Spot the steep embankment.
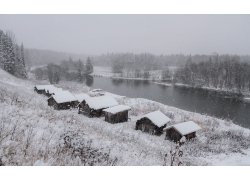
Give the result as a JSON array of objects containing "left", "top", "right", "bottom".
[{"left": 0, "top": 69, "right": 250, "bottom": 165}]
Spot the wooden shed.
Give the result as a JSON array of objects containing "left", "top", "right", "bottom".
[
  {"left": 78, "top": 96, "right": 119, "bottom": 117},
  {"left": 135, "top": 111, "right": 171, "bottom": 135},
  {"left": 34, "top": 85, "right": 54, "bottom": 94},
  {"left": 103, "top": 105, "right": 131, "bottom": 124},
  {"left": 47, "top": 91, "right": 78, "bottom": 110},
  {"left": 164, "top": 121, "right": 201, "bottom": 142}
]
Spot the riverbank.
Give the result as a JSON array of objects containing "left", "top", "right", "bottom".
[
  {"left": 1, "top": 68, "right": 250, "bottom": 165},
  {"left": 174, "top": 83, "right": 250, "bottom": 101}
]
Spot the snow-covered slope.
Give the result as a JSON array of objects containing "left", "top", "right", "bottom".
[{"left": 0, "top": 68, "right": 250, "bottom": 166}]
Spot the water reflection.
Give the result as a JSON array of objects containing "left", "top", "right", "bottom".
[{"left": 111, "top": 79, "right": 124, "bottom": 86}]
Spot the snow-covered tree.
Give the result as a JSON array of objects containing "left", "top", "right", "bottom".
[
  {"left": 85, "top": 57, "right": 93, "bottom": 75},
  {"left": 20, "top": 43, "right": 27, "bottom": 79},
  {"left": 0, "top": 30, "right": 5, "bottom": 69},
  {"left": 3, "top": 35, "right": 15, "bottom": 74},
  {"left": 77, "top": 59, "right": 84, "bottom": 82}
]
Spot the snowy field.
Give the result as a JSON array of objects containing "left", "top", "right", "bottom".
[{"left": 0, "top": 69, "right": 250, "bottom": 166}]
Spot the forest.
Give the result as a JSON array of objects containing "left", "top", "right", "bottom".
[
  {"left": 33, "top": 57, "right": 93, "bottom": 85},
  {"left": 0, "top": 30, "right": 27, "bottom": 79},
  {"left": 174, "top": 54, "right": 250, "bottom": 93}
]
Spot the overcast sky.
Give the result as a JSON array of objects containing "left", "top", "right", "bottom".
[{"left": 0, "top": 14, "right": 249, "bottom": 55}]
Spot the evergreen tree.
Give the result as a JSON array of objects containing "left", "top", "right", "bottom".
[
  {"left": 77, "top": 59, "right": 84, "bottom": 82},
  {"left": 20, "top": 43, "right": 27, "bottom": 79},
  {"left": 0, "top": 30, "right": 4, "bottom": 69},
  {"left": 3, "top": 35, "right": 15, "bottom": 74},
  {"left": 14, "top": 44, "right": 21, "bottom": 77},
  {"left": 85, "top": 57, "right": 93, "bottom": 75}
]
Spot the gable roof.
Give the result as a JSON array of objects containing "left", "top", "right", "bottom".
[
  {"left": 51, "top": 91, "right": 77, "bottom": 104},
  {"left": 48, "top": 88, "right": 63, "bottom": 94},
  {"left": 74, "top": 93, "right": 90, "bottom": 102},
  {"left": 85, "top": 96, "right": 119, "bottom": 110},
  {"left": 35, "top": 85, "right": 54, "bottom": 91},
  {"left": 44, "top": 86, "right": 58, "bottom": 93},
  {"left": 140, "top": 110, "right": 171, "bottom": 128},
  {"left": 164, "top": 121, "right": 201, "bottom": 136},
  {"left": 103, "top": 105, "right": 131, "bottom": 114}
]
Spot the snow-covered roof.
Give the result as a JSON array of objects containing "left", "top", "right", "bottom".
[
  {"left": 48, "top": 88, "right": 63, "bottom": 94},
  {"left": 103, "top": 105, "right": 131, "bottom": 114},
  {"left": 85, "top": 96, "right": 119, "bottom": 110},
  {"left": 74, "top": 93, "right": 90, "bottom": 102},
  {"left": 140, "top": 110, "right": 171, "bottom": 128},
  {"left": 35, "top": 85, "right": 54, "bottom": 90},
  {"left": 164, "top": 121, "right": 201, "bottom": 136},
  {"left": 51, "top": 91, "right": 78, "bottom": 104},
  {"left": 44, "top": 86, "right": 58, "bottom": 93}
]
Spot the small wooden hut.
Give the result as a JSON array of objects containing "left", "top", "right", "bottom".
[
  {"left": 78, "top": 96, "right": 119, "bottom": 117},
  {"left": 47, "top": 91, "right": 78, "bottom": 110},
  {"left": 34, "top": 85, "right": 54, "bottom": 94},
  {"left": 103, "top": 105, "right": 131, "bottom": 124},
  {"left": 135, "top": 111, "right": 171, "bottom": 135},
  {"left": 164, "top": 121, "right": 201, "bottom": 142}
]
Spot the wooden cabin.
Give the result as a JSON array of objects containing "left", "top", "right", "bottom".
[
  {"left": 164, "top": 121, "right": 201, "bottom": 142},
  {"left": 47, "top": 91, "right": 78, "bottom": 110},
  {"left": 135, "top": 111, "right": 171, "bottom": 135},
  {"left": 34, "top": 85, "right": 54, "bottom": 94},
  {"left": 78, "top": 96, "right": 119, "bottom": 118},
  {"left": 103, "top": 105, "right": 131, "bottom": 124},
  {"left": 47, "top": 91, "right": 69, "bottom": 106}
]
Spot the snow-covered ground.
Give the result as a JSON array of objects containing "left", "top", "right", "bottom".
[{"left": 0, "top": 68, "right": 250, "bottom": 166}]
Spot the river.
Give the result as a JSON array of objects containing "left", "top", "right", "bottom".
[{"left": 89, "top": 77, "right": 250, "bottom": 128}]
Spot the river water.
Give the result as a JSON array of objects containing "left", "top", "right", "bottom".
[{"left": 90, "top": 77, "right": 250, "bottom": 128}]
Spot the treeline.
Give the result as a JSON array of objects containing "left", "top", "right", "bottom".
[
  {"left": 93, "top": 52, "right": 250, "bottom": 68},
  {"left": 0, "top": 30, "right": 27, "bottom": 79},
  {"left": 26, "top": 48, "right": 88, "bottom": 66},
  {"left": 174, "top": 54, "right": 250, "bottom": 93},
  {"left": 34, "top": 57, "right": 93, "bottom": 84}
]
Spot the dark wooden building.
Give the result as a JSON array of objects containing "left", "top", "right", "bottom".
[
  {"left": 34, "top": 85, "right": 54, "bottom": 94},
  {"left": 135, "top": 111, "right": 171, "bottom": 135},
  {"left": 78, "top": 96, "right": 119, "bottom": 118},
  {"left": 164, "top": 121, "right": 201, "bottom": 142},
  {"left": 47, "top": 91, "right": 78, "bottom": 110},
  {"left": 103, "top": 105, "right": 131, "bottom": 124}
]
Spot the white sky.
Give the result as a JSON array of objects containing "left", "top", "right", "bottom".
[{"left": 0, "top": 1, "right": 249, "bottom": 56}]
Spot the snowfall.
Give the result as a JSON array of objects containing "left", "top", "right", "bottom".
[{"left": 0, "top": 68, "right": 250, "bottom": 166}]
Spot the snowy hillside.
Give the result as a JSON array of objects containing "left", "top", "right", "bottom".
[{"left": 0, "top": 68, "right": 250, "bottom": 165}]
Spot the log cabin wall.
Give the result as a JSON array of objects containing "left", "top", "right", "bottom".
[
  {"left": 166, "top": 128, "right": 197, "bottom": 142},
  {"left": 48, "top": 98, "right": 55, "bottom": 106},
  {"left": 105, "top": 111, "right": 128, "bottom": 124},
  {"left": 184, "top": 132, "right": 196, "bottom": 140},
  {"left": 78, "top": 104, "right": 103, "bottom": 117},
  {"left": 166, "top": 128, "right": 182, "bottom": 142},
  {"left": 135, "top": 118, "right": 164, "bottom": 135}
]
